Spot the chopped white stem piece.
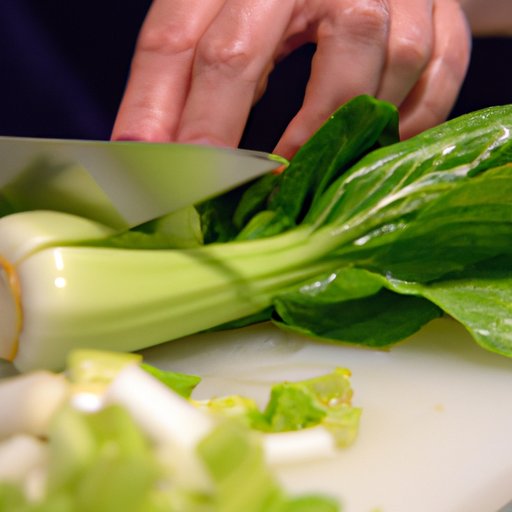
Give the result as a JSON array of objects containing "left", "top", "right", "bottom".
[
  {"left": 263, "top": 426, "right": 337, "bottom": 466},
  {"left": 104, "top": 364, "right": 214, "bottom": 490},
  {"left": 0, "top": 372, "right": 69, "bottom": 439},
  {"left": 0, "top": 434, "right": 48, "bottom": 483},
  {"left": 69, "top": 390, "right": 105, "bottom": 413}
]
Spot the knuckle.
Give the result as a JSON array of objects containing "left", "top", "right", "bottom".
[
  {"left": 392, "top": 30, "right": 432, "bottom": 72},
  {"left": 322, "top": 0, "right": 389, "bottom": 42},
  {"left": 344, "top": 0, "right": 389, "bottom": 33},
  {"left": 196, "top": 37, "right": 256, "bottom": 78},
  {"left": 137, "top": 23, "right": 198, "bottom": 57}
]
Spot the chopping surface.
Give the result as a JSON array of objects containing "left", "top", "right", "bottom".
[{"left": 141, "top": 317, "right": 512, "bottom": 512}]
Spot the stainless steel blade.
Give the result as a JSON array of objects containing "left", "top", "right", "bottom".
[
  {"left": 0, "top": 136, "right": 281, "bottom": 228},
  {"left": 497, "top": 499, "right": 512, "bottom": 512}
]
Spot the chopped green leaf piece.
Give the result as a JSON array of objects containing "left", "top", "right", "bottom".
[
  {"left": 199, "top": 368, "right": 360, "bottom": 450},
  {"left": 46, "top": 405, "right": 161, "bottom": 512},
  {"left": 197, "top": 420, "right": 287, "bottom": 512},
  {"left": 196, "top": 394, "right": 263, "bottom": 427},
  {"left": 283, "top": 495, "right": 340, "bottom": 512},
  {"left": 259, "top": 368, "right": 361, "bottom": 447},
  {"left": 141, "top": 363, "right": 201, "bottom": 398}
]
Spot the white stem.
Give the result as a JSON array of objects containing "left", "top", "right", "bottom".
[
  {"left": 104, "top": 364, "right": 214, "bottom": 490},
  {"left": 7, "top": 224, "right": 333, "bottom": 372},
  {"left": 0, "top": 372, "right": 69, "bottom": 439},
  {"left": 0, "top": 434, "right": 48, "bottom": 484},
  {"left": 105, "top": 364, "right": 213, "bottom": 447},
  {"left": 0, "top": 211, "right": 115, "bottom": 363},
  {"left": 0, "top": 211, "right": 114, "bottom": 265},
  {"left": 263, "top": 427, "right": 337, "bottom": 466}
]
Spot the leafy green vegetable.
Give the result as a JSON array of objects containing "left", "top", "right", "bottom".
[
  {"left": 3, "top": 96, "right": 512, "bottom": 371},
  {"left": 219, "top": 99, "right": 512, "bottom": 356}
]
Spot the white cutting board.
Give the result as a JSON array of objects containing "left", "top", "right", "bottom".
[{"left": 141, "top": 317, "right": 512, "bottom": 512}]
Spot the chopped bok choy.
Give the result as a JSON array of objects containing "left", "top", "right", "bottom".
[
  {"left": 2, "top": 95, "right": 512, "bottom": 371},
  {"left": 0, "top": 349, "right": 358, "bottom": 512}
]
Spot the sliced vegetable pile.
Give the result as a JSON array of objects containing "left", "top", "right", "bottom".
[
  {"left": 0, "top": 349, "right": 358, "bottom": 511},
  {"left": 1, "top": 95, "right": 512, "bottom": 371}
]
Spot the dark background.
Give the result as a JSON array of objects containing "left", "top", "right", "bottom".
[{"left": 2, "top": 0, "right": 512, "bottom": 151}]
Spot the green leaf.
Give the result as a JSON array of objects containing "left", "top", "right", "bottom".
[
  {"left": 338, "top": 166, "right": 512, "bottom": 281},
  {"left": 46, "top": 405, "right": 160, "bottom": 512},
  {"left": 237, "top": 95, "right": 398, "bottom": 239},
  {"left": 233, "top": 173, "right": 281, "bottom": 230},
  {"left": 269, "top": 95, "right": 398, "bottom": 222},
  {"left": 282, "top": 495, "right": 340, "bottom": 512},
  {"left": 273, "top": 268, "right": 441, "bottom": 347},
  {"left": 94, "top": 206, "right": 203, "bottom": 249},
  {"left": 0, "top": 483, "right": 29, "bottom": 512},
  {"left": 198, "top": 368, "right": 360, "bottom": 449},
  {"left": 258, "top": 368, "right": 361, "bottom": 447},
  {"left": 314, "top": 104, "right": 512, "bottom": 229},
  {"left": 197, "top": 186, "right": 247, "bottom": 243},
  {"left": 197, "top": 418, "right": 342, "bottom": 512},
  {"left": 236, "top": 210, "right": 294, "bottom": 241},
  {"left": 387, "top": 255, "right": 512, "bottom": 357},
  {"left": 140, "top": 363, "right": 201, "bottom": 398},
  {"left": 197, "top": 421, "right": 287, "bottom": 512}
]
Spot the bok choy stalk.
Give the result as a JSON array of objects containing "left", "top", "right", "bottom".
[
  {"left": 2, "top": 95, "right": 512, "bottom": 371},
  {"left": 0, "top": 211, "right": 337, "bottom": 371}
]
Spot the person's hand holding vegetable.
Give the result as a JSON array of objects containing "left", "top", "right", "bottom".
[{"left": 112, "top": 0, "right": 471, "bottom": 158}]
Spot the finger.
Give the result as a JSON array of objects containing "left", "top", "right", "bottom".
[
  {"left": 112, "top": 0, "right": 225, "bottom": 142},
  {"left": 274, "top": 0, "right": 391, "bottom": 159},
  {"left": 175, "top": 0, "right": 297, "bottom": 147},
  {"left": 376, "top": 0, "right": 434, "bottom": 106},
  {"left": 398, "top": 0, "right": 471, "bottom": 139}
]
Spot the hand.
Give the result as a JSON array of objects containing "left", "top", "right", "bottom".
[{"left": 112, "top": 0, "right": 471, "bottom": 158}]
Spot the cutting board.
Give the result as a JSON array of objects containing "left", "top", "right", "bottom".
[
  {"left": 141, "top": 317, "right": 512, "bottom": 512},
  {"left": 0, "top": 317, "right": 510, "bottom": 511}
]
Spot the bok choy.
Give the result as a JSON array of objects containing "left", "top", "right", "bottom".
[{"left": 2, "top": 95, "right": 512, "bottom": 371}]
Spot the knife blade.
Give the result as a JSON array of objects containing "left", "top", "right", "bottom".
[
  {"left": 497, "top": 499, "right": 512, "bottom": 512},
  {"left": 0, "top": 136, "right": 282, "bottom": 229}
]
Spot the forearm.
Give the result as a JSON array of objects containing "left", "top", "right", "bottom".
[{"left": 460, "top": 0, "right": 512, "bottom": 36}]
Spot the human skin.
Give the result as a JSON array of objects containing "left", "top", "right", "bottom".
[
  {"left": 461, "top": 0, "right": 512, "bottom": 36},
  {"left": 112, "top": 0, "right": 474, "bottom": 158}
]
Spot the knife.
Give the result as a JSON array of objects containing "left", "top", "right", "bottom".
[
  {"left": 497, "top": 499, "right": 512, "bottom": 512},
  {"left": 0, "top": 136, "right": 282, "bottom": 229}
]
